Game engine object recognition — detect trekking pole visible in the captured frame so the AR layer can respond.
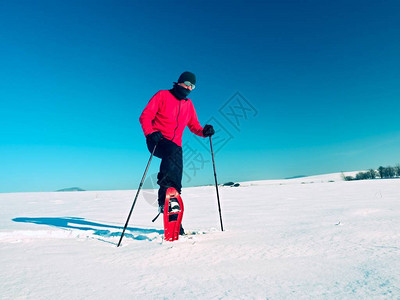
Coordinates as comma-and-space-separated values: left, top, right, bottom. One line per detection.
209, 136, 224, 231
117, 144, 157, 247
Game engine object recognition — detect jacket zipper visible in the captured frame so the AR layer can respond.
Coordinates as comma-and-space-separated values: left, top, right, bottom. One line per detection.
172, 100, 181, 142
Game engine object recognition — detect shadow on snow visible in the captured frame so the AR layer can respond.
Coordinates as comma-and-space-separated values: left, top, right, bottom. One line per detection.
12, 216, 163, 242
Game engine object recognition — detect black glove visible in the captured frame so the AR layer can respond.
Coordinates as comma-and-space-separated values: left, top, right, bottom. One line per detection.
203, 124, 215, 137
147, 131, 163, 144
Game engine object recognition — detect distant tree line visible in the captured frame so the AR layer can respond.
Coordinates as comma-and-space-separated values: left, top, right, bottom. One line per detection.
343, 164, 400, 181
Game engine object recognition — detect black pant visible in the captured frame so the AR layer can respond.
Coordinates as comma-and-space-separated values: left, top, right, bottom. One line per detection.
146, 138, 183, 207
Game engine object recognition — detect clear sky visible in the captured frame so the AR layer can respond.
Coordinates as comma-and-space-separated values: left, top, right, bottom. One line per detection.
1, 0, 400, 193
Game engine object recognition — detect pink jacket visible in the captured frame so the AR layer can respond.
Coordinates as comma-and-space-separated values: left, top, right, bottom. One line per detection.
139, 90, 204, 146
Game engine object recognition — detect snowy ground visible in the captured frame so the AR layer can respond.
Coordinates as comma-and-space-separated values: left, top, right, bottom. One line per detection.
1, 173, 399, 299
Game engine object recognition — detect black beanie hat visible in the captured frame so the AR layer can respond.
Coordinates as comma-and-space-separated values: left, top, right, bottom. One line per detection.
178, 71, 196, 84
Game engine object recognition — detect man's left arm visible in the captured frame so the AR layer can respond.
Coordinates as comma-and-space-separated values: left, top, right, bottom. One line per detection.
187, 103, 215, 137
187, 105, 205, 137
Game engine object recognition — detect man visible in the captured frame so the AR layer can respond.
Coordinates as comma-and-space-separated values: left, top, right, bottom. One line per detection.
139, 71, 215, 233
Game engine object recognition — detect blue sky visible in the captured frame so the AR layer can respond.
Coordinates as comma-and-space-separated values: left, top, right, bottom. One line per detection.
1, 0, 400, 193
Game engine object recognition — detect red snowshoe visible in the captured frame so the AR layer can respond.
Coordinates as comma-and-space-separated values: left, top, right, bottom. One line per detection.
163, 187, 184, 241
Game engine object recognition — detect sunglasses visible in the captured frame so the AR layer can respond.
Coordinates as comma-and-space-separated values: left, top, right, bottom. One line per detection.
183, 81, 196, 90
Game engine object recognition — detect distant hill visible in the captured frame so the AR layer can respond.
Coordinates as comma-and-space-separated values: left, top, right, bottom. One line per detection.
56, 187, 85, 192
285, 175, 307, 179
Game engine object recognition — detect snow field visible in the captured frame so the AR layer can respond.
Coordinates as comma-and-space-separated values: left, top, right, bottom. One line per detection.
1, 176, 399, 299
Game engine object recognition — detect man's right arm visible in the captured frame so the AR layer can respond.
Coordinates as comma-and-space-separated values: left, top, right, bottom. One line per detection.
139, 91, 162, 137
